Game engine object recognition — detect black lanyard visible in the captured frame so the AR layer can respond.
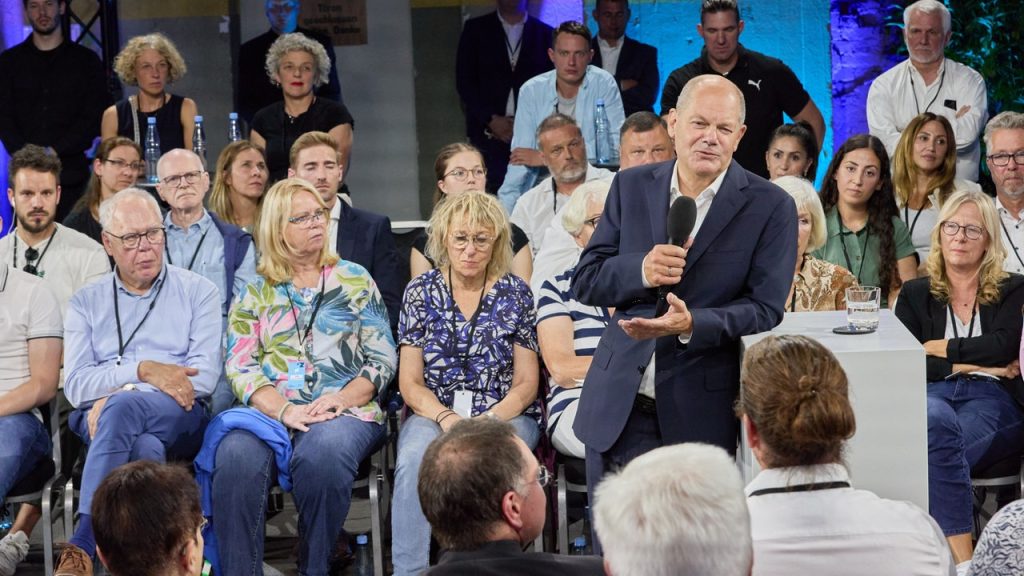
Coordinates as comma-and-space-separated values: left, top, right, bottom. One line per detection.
838, 225, 870, 284
999, 218, 1024, 272
164, 227, 209, 271
948, 304, 977, 339
286, 267, 326, 356
903, 204, 926, 242
749, 481, 851, 498
909, 64, 946, 116
447, 267, 488, 388
13, 226, 58, 274
113, 272, 166, 365
503, 28, 522, 70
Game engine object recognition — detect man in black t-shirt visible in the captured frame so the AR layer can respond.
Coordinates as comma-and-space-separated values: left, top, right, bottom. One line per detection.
659, 0, 824, 180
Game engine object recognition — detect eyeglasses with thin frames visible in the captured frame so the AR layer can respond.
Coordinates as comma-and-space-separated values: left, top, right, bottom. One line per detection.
450, 233, 494, 251
443, 167, 486, 183
288, 208, 327, 227
105, 227, 166, 249
161, 170, 203, 188
584, 216, 600, 230
940, 221, 984, 241
104, 158, 144, 173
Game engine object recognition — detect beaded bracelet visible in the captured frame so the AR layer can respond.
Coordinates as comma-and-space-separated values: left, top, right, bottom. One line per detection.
277, 402, 294, 423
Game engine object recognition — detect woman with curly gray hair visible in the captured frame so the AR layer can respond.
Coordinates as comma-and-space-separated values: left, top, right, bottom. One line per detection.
101, 33, 197, 154
250, 32, 354, 183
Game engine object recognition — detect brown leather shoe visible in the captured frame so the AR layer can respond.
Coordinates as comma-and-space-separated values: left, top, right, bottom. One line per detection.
54, 544, 93, 576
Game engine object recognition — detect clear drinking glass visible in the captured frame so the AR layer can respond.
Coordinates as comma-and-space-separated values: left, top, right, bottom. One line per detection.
846, 286, 880, 330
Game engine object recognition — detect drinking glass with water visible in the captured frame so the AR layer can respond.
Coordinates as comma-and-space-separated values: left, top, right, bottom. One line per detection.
846, 286, 880, 330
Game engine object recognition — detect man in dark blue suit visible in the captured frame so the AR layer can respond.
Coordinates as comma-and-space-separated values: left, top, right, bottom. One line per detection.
590, 0, 659, 116
571, 75, 797, 507
455, 1, 554, 193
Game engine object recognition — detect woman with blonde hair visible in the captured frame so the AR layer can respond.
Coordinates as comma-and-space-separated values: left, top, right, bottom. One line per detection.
207, 140, 269, 233
895, 188, 1024, 565
740, 334, 953, 575
101, 33, 196, 153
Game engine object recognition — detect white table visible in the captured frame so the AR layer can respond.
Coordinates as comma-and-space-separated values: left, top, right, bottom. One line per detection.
738, 310, 929, 510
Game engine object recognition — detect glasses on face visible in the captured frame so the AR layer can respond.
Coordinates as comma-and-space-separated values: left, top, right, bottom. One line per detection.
988, 151, 1024, 167
443, 167, 486, 183
105, 158, 144, 173
161, 170, 203, 188
105, 227, 166, 249
584, 216, 600, 230
288, 208, 327, 227
23, 247, 40, 276
450, 233, 494, 251
536, 464, 550, 488
940, 221, 984, 241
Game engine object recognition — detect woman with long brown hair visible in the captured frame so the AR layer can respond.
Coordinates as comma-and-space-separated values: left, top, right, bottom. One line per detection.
63, 137, 142, 244
207, 140, 269, 233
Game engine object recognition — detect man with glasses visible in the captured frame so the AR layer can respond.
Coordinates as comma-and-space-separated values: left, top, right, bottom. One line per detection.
498, 20, 624, 213
418, 418, 604, 575
56, 188, 221, 576
288, 131, 401, 332
985, 112, 1024, 274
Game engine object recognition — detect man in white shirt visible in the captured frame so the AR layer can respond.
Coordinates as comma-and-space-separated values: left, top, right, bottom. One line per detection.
867, 0, 987, 181
984, 112, 1024, 274
510, 114, 612, 258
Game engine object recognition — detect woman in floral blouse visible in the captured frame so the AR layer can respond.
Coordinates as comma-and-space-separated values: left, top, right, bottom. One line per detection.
212, 178, 396, 576
391, 191, 540, 576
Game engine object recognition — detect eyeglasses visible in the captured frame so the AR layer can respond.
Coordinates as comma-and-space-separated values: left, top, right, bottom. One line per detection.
450, 233, 494, 250
23, 247, 40, 275
584, 216, 600, 229
940, 221, 984, 241
536, 464, 550, 488
288, 208, 327, 227
104, 158, 144, 173
105, 227, 166, 249
161, 170, 203, 188
443, 167, 486, 182
987, 151, 1024, 167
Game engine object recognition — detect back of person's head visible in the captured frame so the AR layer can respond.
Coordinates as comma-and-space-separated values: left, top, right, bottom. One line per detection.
92, 461, 204, 576
738, 334, 856, 468
594, 443, 752, 576
418, 418, 526, 550
970, 499, 1024, 576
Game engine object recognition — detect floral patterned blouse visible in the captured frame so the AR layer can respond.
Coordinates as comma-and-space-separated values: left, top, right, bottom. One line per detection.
226, 261, 397, 424
399, 269, 540, 423
790, 255, 859, 312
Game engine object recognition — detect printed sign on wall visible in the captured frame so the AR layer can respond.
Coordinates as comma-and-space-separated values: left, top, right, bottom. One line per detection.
300, 0, 367, 45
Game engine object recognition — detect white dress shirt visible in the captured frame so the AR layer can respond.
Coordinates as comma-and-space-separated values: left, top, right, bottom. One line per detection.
496, 10, 526, 116
995, 196, 1024, 274
597, 36, 623, 77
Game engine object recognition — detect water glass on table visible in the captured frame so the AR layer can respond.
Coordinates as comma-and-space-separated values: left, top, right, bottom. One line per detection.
846, 286, 880, 330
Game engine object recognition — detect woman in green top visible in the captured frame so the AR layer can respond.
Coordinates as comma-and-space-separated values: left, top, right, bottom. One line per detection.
814, 134, 918, 306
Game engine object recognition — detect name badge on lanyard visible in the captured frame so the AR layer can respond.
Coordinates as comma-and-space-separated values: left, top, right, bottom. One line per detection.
287, 360, 307, 390
452, 389, 473, 418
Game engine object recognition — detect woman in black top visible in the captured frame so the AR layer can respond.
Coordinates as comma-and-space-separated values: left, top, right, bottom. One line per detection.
250, 33, 353, 183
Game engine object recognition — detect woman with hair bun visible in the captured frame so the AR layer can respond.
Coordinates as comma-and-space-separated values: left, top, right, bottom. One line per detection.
739, 334, 954, 575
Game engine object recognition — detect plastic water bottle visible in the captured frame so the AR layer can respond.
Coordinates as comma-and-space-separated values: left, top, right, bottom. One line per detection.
145, 117, 160, 183
228, 112, 242, 142
192, 115, 207, 166
594, 99, 613, 164
353, 533, 372, 575
570, 535, 587, 555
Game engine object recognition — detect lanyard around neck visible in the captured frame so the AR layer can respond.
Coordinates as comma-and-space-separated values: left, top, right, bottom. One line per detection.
948, 303, 977, 339
287, 267, 327, 354
165, 226, 210, 271
838, 223, 870, 284
13, 225, 58, 274
113, 273, 166, 365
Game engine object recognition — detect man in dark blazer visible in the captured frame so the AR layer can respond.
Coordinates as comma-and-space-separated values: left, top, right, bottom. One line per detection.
455, 1, 554, 193
591, 0, 659, 116
571, 75, 797, 512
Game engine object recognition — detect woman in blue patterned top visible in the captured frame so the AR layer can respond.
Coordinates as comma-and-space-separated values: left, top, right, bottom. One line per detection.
392, 191, 540, 576
537, 180, 612, 458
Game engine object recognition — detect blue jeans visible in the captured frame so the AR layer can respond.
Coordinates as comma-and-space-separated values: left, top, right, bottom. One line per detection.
928, 377, 1024, 536
0, 412, 51, 501
391, 414, 540, 576
212, 415, 384, 576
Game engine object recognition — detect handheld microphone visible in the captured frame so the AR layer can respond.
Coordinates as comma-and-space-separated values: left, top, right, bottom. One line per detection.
655, 196, 698, 316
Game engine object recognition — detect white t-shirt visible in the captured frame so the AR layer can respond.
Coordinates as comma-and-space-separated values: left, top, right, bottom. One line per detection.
0, 264, 63, 396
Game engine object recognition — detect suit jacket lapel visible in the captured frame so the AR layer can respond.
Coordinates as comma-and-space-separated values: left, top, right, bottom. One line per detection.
336, 201, 355, 261
617, 37, 633, 76
645, 161, 675, 245
684, 162, 750, 270
489, 13, 513, 76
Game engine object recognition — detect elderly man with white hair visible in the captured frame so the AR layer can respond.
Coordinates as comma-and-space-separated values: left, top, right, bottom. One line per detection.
867, 0, 987, 181
536, 179, 612, 457
593, 442, 753, 576
57, 188, 222, 576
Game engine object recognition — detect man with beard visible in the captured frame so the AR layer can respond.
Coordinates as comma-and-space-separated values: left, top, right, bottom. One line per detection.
984, 112, 1024, 275
510, 114, 613, 256
0, 0, 110, 219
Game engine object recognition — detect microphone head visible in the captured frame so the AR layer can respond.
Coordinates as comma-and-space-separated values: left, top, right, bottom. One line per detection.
667, 196, 698, 246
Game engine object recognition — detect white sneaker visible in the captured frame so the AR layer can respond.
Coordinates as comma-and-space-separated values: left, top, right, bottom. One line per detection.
0, 531, 29, 576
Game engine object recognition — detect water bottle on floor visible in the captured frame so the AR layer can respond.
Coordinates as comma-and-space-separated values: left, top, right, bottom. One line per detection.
353, 533, 372, 575
145, 117, 160, 183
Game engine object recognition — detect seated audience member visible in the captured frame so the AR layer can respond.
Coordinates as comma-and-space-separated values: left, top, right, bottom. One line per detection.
531, 111, 670, 288
893, 113, 981, 267
393, 191, 540, 576
593, 443, 752, 576
288, 131, 401, 332
207, 140, 269, 234
419, 418, 604, 575
92, 461, 206, 576
57, 188, 222, 576
102, 33, 197, 154
739, 334, 954, 575
510, 114, 612, 257
411, 143, 532, 281
536, 181, 612, 458
773, 176, 857, 312
969, 499, 1024, 576
213, 178, 396, 576
252, 33, 354, 183
986, 112, 1024, 274
765, 121, 818, 181
64, 137, 143, 245
0, 220, 63, 576
895, 188, 1024, 566
813, 134, 917, 307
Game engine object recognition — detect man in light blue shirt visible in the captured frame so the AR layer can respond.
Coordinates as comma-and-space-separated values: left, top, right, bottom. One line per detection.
498, 20, 625, 213
57, 188, 222, 576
